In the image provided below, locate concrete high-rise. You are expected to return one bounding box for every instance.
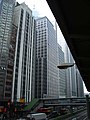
[63,42,84,97]
[35,17,58,98]
[57,44,66,98]
[12,2,35,102]
[0,0,16,100]
[64,43,77,97]
[76,68,84,97]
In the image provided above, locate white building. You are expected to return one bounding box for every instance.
[12,2,35,102]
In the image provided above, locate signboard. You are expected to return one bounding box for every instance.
[19,98,25,103]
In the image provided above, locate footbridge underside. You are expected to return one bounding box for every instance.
[46,0,90,91]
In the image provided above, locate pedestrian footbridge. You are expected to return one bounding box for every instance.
[46,0,90,92]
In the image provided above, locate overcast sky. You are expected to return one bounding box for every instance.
[16,0,89,94]
[17,0,65,45]
[17,0,54,20]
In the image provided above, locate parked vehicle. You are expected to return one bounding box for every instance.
[47,111,59,119]
[60,108,68,115]
[27,113,47,120]
[0,100,26,119]
[37,107,53,114]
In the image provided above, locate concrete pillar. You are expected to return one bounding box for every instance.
[86,95,90,119]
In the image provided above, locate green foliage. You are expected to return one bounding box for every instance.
[24,98,39,111]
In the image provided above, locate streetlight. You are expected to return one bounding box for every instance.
[57,63,75,69]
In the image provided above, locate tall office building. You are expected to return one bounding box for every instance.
[76,68,84,97]
[64,43,77,97]
[63,42,84,98]
[0,0,16,100]
[69,54,77,97]
[35,17,58,98]
[57,44,66,98]
[12,2,35,102]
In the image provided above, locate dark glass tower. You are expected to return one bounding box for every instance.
[0,0,16,100]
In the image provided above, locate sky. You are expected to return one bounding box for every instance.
[16,0,65,45]
[16,0,54,20]
[16,0,89,94]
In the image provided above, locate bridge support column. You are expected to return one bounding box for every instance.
[86,95,90,120]
[69,106,73,114]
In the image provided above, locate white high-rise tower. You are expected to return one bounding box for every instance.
[12,2,35,102]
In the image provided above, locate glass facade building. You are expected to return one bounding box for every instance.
[35,17,58,98]
[64,44,77,97]
[76,68,84,97]
[63,43,84,97]
[57,44,66,98]
[0,0,16,100]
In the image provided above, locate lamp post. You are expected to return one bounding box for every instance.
[57,63,75,69]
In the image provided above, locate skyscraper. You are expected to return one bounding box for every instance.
[35,17,58,98]
[12,2,35,102]
[64,43,77,97]
[76,68,84,97]
[57,44,66,98]
[0,0,16,100]
[63,42,84,97]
